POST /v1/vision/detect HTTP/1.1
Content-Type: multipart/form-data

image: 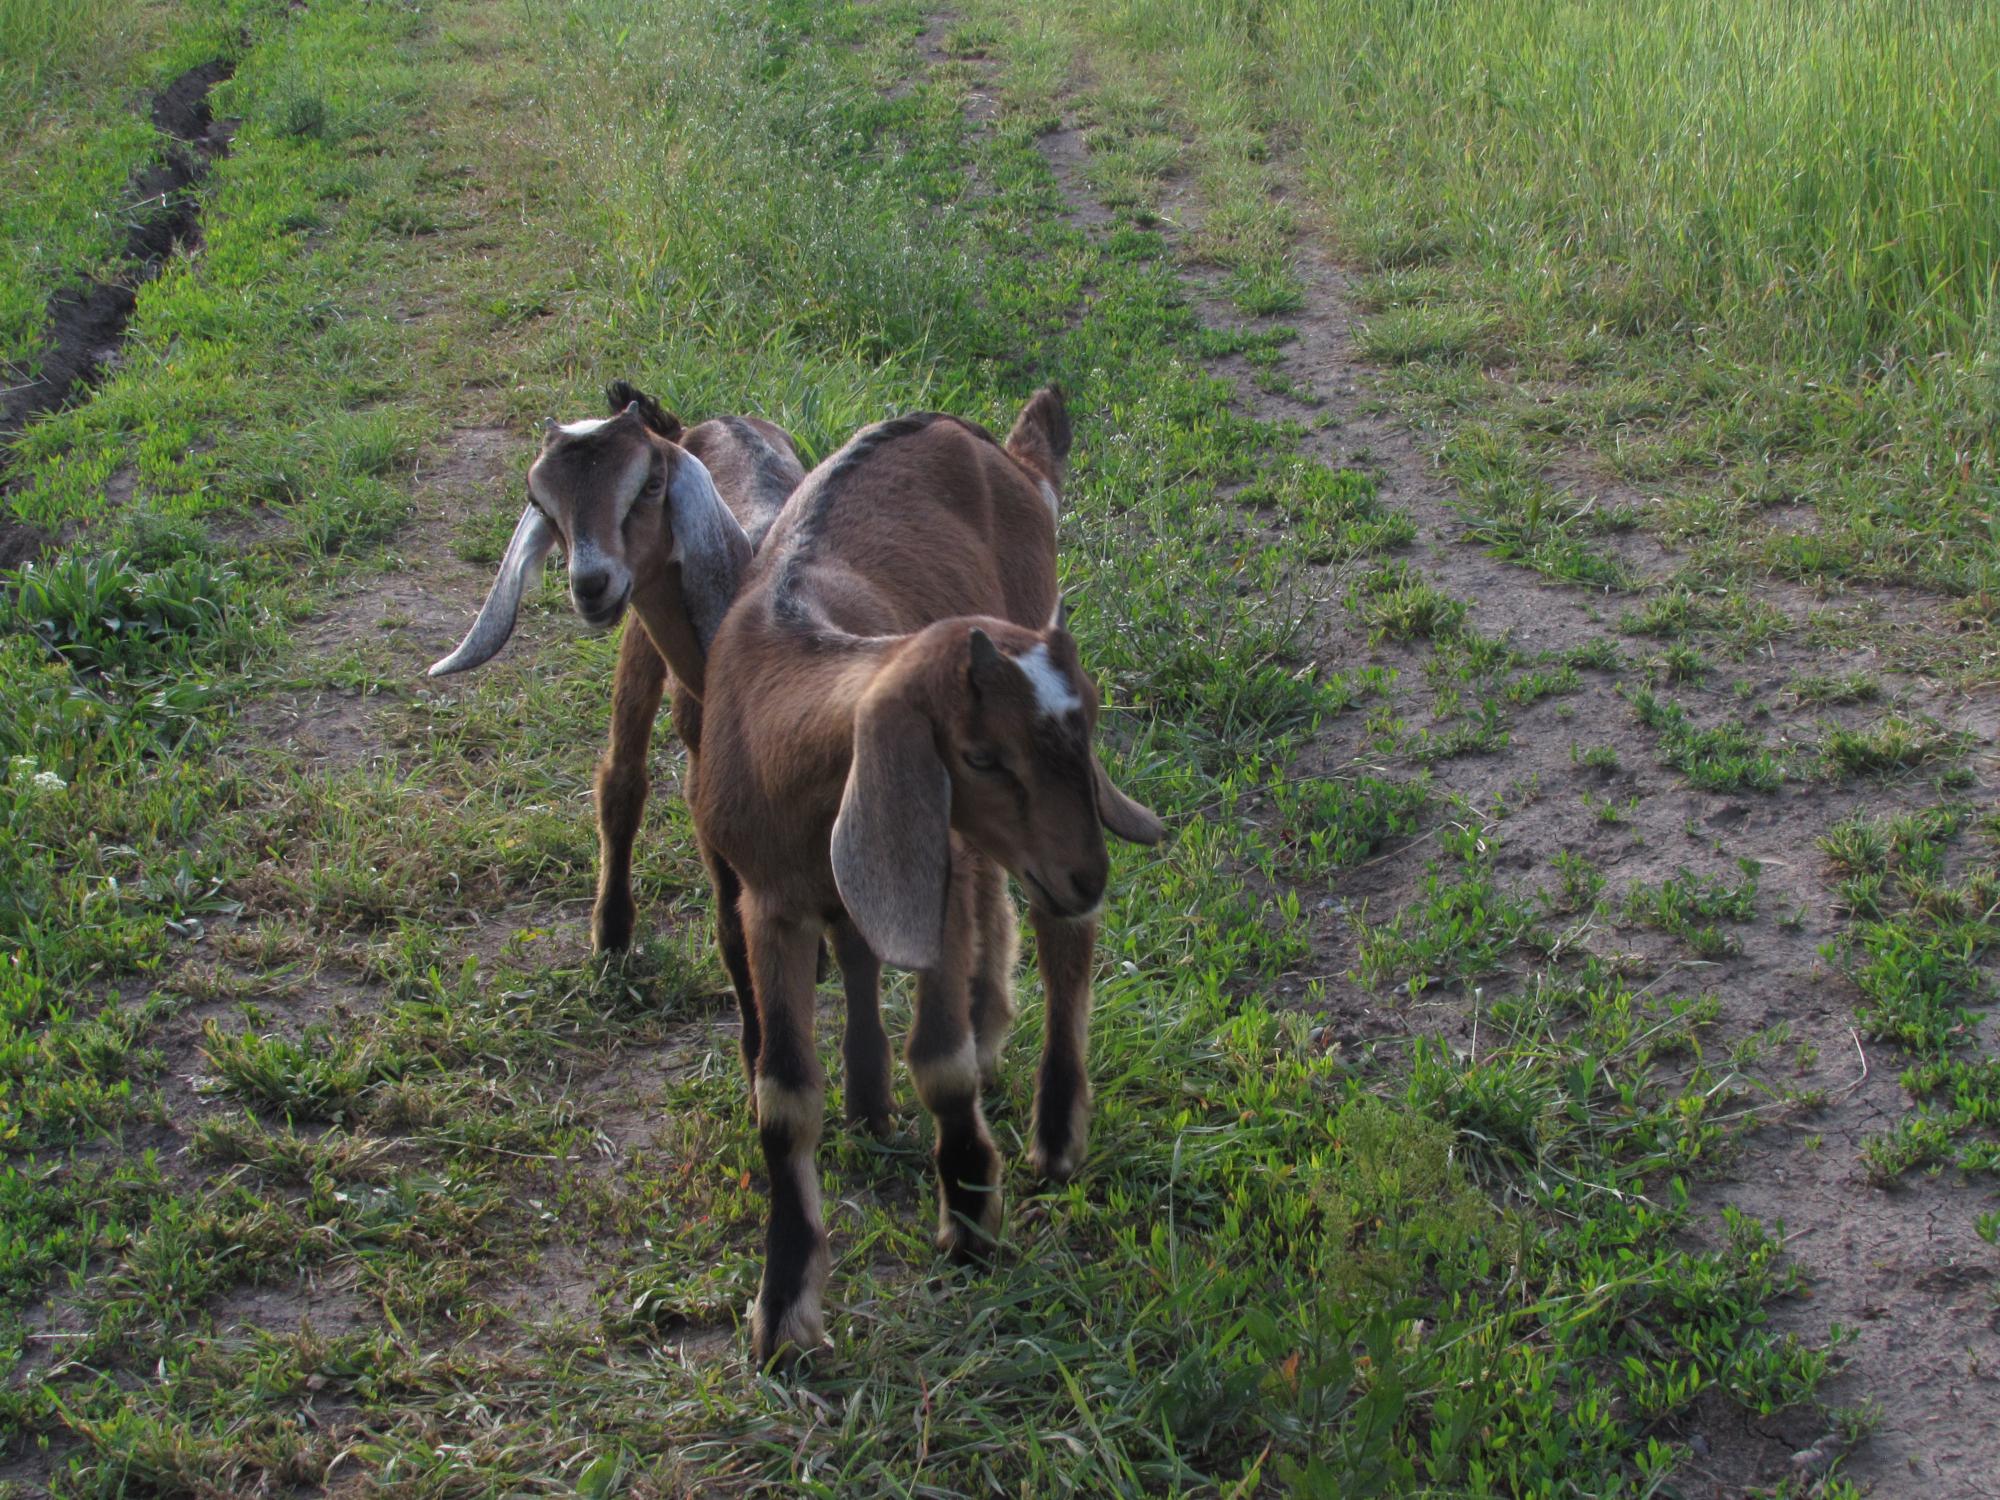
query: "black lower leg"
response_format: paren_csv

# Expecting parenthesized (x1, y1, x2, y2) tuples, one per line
(753, 1116, 827, 1362)
(744, 912, 827, 1368)
(1029, 911, 1097, 1181)
(833, 920, 890, 1131)
(932, 1099, 1002, 1262)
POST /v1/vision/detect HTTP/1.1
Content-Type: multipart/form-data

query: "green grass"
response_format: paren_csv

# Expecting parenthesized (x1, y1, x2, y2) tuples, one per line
(1571, 742, 1618, 773)
(0, 0, 1874, 1492)
(1821, 807, 2000, 1186)
(1253, 769, 1430, 880)
(1344, 560, 1467, 643)
(1053, 0, 2000, 676)
(0, 0, 128, 107)
(1625, 685, 1790, 792)
(1353, 821, 1539, 994)
(1240, 0, 2000, 363)
(0, 0, 266, 380)
(1355, 304, 1496, 365)
(1789, 670, 1882, 707)
(1620, 586, 1788, 651)
(1818, 714, 1966, 780)
(1624, 860, 1762, 959)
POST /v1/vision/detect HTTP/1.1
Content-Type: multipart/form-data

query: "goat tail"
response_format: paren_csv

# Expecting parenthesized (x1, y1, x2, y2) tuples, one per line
(1005, 384, 1071, 490)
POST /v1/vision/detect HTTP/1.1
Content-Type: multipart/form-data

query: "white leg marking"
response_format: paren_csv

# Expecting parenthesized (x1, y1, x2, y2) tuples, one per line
(755, 1077, 824, 1138)
(974, 1026, 1008, 1086)
(911, 1037, 981, 1110)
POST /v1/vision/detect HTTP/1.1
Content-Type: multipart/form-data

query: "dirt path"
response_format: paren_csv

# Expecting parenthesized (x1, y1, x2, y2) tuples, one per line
(1198, 180, 2000, 1500)
(910, 18, 2000, 1492)
(1193, 191, 2000, 1500)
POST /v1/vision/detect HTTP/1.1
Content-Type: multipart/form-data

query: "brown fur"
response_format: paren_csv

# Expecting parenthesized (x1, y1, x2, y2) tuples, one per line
(449, 390, 820, 1061)
(689, 390, 1164, 1368)
(587, 406, 804, 946)
(442, 389, 843, 1102)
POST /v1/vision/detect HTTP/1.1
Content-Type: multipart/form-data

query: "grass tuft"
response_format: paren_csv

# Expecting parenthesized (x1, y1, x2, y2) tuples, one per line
(1345, 561, 1468, 642)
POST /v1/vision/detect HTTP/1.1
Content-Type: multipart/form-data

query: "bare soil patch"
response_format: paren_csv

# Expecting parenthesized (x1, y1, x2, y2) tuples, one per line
(240, 425, 526, 772)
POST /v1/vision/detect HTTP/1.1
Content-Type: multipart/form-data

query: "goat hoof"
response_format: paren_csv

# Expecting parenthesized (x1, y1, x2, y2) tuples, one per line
(1029, 1139, 1085, 1184)
(935, 1196, 1003, 1265)
(748, 1296, 826, 1373)
(848, 1106, 896, 1140)
(592, 900, 636, 954)
(937, 1223, 999, 1266)
(1030, 1097, 1091, 1183)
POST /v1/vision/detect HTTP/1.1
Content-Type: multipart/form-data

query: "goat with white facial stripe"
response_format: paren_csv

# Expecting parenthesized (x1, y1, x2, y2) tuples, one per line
(688, 387, 1164, 1369)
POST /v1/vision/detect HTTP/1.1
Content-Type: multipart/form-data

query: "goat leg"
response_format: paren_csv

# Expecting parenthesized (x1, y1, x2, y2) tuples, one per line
(1027, 908, 1097, 1183)
(592, 621, 667, 953)
(909, 865, 1002, 1261)
(701, 845, 761, 1088)
(744, 905, 829, 1369)
(832, 918, 891, 1136)
(966, 855, 1018, 1088)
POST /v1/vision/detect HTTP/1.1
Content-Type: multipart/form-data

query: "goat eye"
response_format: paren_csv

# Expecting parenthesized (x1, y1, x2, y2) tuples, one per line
(962, 748, 1000, 773)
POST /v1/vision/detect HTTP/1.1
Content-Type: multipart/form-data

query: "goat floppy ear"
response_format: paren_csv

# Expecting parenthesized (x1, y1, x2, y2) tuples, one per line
(1094, 758, 1164, 846)
(665, 450, 753, 653)
(427, 503, 557, 676)
(832, 692, 950, 971)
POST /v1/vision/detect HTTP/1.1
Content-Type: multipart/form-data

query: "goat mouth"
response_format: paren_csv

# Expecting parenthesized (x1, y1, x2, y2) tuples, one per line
(1020, 870, 1077, 918)
(576, 588, 630, 631)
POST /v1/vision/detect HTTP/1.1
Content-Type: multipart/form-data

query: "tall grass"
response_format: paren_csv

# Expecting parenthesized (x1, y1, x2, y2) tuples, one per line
(1115, 0, 2000, 368)
(524, 0, 981, 450)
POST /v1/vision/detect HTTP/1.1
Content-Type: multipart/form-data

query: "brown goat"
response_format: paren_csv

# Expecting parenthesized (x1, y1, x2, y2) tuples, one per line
(429, 385, 881, 1084)
(689, 388, 1164, 1367)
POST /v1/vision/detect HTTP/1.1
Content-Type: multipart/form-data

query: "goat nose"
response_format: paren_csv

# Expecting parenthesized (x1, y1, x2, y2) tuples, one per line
(572, 568, 612, 603)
